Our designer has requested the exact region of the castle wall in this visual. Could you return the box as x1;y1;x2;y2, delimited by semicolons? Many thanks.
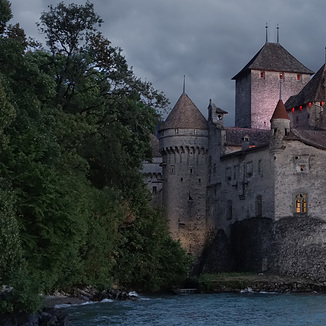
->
273;140;326;219
235;74;251;128
236;70;310;129
203;139;326;278
289;102;326;130
251;70;310;129
159;128;208;258
217;148;275;231
143;156;163;206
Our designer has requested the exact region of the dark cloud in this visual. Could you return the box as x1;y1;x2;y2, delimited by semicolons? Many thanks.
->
10;0;326;126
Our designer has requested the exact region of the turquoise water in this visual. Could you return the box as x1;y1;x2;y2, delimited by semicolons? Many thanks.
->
63;292;326;326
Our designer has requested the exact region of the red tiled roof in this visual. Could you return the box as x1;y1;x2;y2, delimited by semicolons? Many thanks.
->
271;100;290;120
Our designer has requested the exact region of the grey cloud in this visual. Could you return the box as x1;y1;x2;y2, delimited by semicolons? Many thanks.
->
9;0;326;126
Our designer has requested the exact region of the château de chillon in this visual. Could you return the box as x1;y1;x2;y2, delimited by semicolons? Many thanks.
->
143;29;326;280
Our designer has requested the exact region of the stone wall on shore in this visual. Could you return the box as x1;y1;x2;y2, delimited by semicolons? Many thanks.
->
201;215;326;282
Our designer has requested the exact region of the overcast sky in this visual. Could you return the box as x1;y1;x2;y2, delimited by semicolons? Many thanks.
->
9;0;326;125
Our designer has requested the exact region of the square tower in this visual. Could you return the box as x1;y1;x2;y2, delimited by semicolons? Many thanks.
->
233;42;313;129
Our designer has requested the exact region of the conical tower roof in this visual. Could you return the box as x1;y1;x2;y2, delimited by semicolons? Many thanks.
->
233;43;314;80
271;99;290;121
159;93;207;131
285;64;326;109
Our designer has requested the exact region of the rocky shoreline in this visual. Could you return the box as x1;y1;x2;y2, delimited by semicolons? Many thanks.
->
0;288;139;326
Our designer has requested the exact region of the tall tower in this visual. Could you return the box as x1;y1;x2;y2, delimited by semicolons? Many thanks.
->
158;91;208;259
233;41;313;129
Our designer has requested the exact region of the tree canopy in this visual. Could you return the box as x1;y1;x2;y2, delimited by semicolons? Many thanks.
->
0;0;189;313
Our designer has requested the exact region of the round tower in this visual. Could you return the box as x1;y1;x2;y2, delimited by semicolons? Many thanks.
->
158;92;208;259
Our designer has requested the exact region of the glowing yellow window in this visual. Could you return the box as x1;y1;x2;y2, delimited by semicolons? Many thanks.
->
295;194;307;213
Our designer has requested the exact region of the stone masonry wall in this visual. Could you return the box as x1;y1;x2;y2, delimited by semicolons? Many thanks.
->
203;215;326;282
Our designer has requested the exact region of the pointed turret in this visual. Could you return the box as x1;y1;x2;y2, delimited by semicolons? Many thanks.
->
159;93;207;131
270;100;290;144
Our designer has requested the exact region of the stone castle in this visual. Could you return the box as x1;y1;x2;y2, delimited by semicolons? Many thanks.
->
143;36;326;280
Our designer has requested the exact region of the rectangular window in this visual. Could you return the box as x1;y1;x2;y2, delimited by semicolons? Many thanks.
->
260;71;264;78
280;73;283;79
297;74;301;80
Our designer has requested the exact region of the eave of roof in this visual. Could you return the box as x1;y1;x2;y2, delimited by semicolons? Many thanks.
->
288;128;326;150
285;64;326;110
221;143;269;160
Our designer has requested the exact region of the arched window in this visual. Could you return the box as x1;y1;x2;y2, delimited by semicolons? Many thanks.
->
295;194;307;213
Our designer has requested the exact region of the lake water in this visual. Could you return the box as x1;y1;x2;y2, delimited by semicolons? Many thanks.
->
62;292;326;326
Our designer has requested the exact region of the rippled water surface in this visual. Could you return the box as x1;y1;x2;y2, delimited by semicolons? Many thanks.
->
64;292;326;326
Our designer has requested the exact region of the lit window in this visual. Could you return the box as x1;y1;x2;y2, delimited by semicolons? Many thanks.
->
295;194;307;213
260;71;264;78
280;73;283;79
297;74;301;80
309;102;312;108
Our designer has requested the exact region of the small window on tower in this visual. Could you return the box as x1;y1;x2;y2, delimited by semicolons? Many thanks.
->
279;73;283;80
297;74;301;80
260;71;264;78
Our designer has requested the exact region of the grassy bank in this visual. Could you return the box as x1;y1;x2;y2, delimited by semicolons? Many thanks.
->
197;273;326;293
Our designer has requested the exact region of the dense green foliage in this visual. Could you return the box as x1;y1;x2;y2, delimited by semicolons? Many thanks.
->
0;1;190;313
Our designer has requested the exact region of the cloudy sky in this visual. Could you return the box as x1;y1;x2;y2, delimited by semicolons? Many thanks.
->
9;0;326;125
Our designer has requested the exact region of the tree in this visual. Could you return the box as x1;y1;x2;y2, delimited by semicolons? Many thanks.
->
0;2;189;314
0;0;12;34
